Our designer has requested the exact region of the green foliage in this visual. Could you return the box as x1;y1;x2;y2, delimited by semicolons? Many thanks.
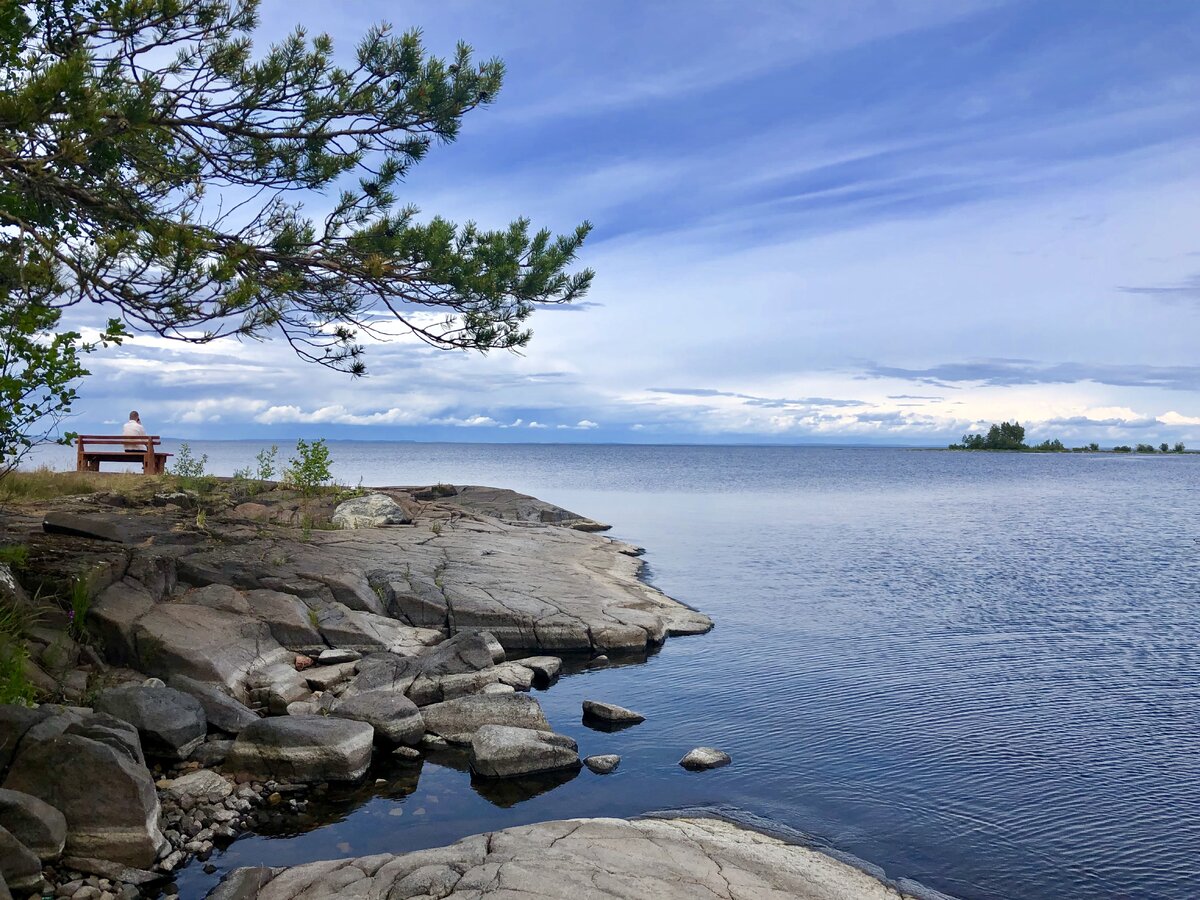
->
0;0;592;378
951;421;1028;451
171;442;208;481
68;578;91;642
285;439;333;497
0;299;125;477
1135;443;1156;453
1159;443;1170;453
332;478;367;503
1174;442;1186;453
0;544;28;569
1113;445;1132;453
0;565;39;705
1087;442;1101;452
0;637;35;706
256;445;279;482
1030;438;1067;453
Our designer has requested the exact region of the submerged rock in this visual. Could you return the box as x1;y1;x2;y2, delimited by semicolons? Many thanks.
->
679;747;732;771
469;725;580;778
224;717;374;783
583;754;621;775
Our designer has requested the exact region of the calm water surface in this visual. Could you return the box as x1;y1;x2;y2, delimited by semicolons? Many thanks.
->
46;443;1199;899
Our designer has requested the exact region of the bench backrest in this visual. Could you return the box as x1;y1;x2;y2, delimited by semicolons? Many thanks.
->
77;434;163;449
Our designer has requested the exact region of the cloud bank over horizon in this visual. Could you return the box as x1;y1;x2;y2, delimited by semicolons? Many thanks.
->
60;0;1200;447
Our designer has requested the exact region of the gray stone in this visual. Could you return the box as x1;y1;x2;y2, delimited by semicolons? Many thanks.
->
304;661;358;693
0;823;41;892
493;663;534;690
3;732;165;867
189;740;234;767
679;747;732;770
129;604;309;708
583;754;621;775
0;706;52;778
57;857;165;888
420;693;549;739
519;655;563;683
316;649;361;665
392;746;421;761
42;512;129;543
183;584;250;615
468;725;580;778
209;816;903;899
285;701;319;717
0;788;66;860
242;589;325;654
168;676;260;734
582;700;645;725
331;691;423;746
158;770;232;803
92;686;206;759
225;717;374;783
331;493;413;529
87;580;157;668
300;571;386;616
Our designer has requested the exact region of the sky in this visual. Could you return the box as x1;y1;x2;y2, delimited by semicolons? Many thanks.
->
66;0;1200;446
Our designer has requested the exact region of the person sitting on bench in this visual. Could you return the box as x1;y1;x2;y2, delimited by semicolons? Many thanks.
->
122;410;149;451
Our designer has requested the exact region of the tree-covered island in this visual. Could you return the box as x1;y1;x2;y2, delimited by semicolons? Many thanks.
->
949;422;1187;453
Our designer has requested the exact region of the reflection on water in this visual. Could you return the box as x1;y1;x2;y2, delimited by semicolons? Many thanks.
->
86;444;1198;900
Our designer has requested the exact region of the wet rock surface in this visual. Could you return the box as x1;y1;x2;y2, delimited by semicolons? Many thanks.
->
211;816;912;899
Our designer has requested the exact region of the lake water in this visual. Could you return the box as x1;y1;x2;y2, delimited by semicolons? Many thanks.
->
39;442;1200;899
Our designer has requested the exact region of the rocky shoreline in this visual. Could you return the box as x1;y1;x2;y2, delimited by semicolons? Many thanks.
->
0;479;901;898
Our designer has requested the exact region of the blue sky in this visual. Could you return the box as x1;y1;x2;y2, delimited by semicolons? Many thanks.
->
71;0;1200;445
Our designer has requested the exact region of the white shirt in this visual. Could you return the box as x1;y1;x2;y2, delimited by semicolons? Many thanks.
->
122;419;148;451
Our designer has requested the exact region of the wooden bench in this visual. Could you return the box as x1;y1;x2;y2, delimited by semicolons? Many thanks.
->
76;435;172;475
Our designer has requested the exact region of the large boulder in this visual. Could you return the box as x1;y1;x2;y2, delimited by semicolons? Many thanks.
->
420;693;550;740
0;707;52;778
242;589;324;654
224;717;374;783
168;675;260;734
3;732;165;866
0;824;41;893
131;604;309;710
93;685;206;759
469;725;580;778
331;691;423;746
331;493;412;529
0;788;66;860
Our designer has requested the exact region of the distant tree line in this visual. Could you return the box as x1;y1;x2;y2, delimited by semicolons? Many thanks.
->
949;422;1187;454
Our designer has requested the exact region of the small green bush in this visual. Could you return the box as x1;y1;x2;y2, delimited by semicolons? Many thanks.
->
285;439;333;497
255;445;279;482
